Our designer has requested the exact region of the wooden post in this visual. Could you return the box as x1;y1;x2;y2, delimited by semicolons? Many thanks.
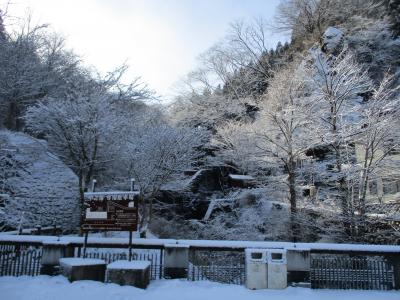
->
128;230;133;261
83;231;89;258
130;178;135;191
92;179;97;192
387;254;400;290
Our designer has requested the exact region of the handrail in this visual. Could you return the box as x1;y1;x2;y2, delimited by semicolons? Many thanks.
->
0;234;399;254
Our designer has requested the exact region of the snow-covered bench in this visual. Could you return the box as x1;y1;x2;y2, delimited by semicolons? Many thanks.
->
106;260;151;289
59;258;106;282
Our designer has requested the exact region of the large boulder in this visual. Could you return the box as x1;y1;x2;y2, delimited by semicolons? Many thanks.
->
0;130;79;231
321;26;344;54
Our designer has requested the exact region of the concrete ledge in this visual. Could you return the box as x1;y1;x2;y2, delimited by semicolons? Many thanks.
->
107;260;150;289
286;249;310;284
164;244;189;279
41;244;74;275
59;258;106;282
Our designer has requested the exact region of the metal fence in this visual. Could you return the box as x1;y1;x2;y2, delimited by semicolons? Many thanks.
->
1;239;399;291
0;244;42;276
188;249;245;285
0;243;163;279
310;254;395;290
82;248;164;280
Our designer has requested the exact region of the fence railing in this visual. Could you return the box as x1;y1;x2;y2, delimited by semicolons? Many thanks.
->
188;249;245;285
83;248;164;280
310;254;395;290
0;235;399;290
0;244;42;276
0;226;62;236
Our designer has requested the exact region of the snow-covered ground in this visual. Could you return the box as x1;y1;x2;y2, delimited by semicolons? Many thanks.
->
0;276;399;300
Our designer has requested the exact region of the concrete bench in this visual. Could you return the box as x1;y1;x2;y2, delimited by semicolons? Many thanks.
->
59;258;106;282
106;260;151;289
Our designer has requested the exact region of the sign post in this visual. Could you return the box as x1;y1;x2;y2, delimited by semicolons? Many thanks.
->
81;191;139;260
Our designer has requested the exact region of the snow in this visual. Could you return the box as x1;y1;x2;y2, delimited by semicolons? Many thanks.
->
0;276;399;300
322;27;343;52
0;130;79;230
228;174;254;180
59;258;106;266
1;234;400;253
84;191;139;200
165;243;190;248
107;260;150;270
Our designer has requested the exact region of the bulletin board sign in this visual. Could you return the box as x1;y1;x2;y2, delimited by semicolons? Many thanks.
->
81;192;139;231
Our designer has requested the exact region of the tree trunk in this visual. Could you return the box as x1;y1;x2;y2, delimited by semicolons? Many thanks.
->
138;193;147;238
78;171;85;236
288;159;298;242
5;102;18;130
84;137;98;190
358;163;370;238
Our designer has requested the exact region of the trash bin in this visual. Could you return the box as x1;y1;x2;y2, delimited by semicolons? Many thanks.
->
245;248;268;290
267;249;287;289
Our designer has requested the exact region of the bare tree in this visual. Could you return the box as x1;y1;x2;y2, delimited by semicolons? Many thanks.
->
215;62;318;240
185;17;272;99
307;50;371;170
354;74;400;220
255;63;318;240
213;121;261;174
124;123;207;237
273;0;331;37
306;50;371;231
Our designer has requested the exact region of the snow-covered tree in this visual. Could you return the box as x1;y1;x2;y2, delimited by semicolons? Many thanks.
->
254;63;318;240
170;92;251;129
214;62;318;240
354;74;400;222
306;49;371;233
213;121;261;175
24;89;114;207
274;0;331;38
123;122;207;237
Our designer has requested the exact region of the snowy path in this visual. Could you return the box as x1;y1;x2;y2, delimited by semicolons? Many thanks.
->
0;276;399;300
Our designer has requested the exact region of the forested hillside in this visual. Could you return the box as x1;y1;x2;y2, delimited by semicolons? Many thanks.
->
165;0;400;244
0;0;399;244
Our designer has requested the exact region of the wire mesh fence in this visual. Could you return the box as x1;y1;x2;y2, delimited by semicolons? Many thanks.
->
188;249;245;285
81;248;164;280
310;254;395;290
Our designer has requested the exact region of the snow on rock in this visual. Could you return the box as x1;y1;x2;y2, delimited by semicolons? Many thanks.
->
0;275;399;300
322;27;344;53
0;130;79;231
107;260;151;270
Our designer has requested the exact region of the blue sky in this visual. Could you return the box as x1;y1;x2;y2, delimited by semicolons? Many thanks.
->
6;0;287;98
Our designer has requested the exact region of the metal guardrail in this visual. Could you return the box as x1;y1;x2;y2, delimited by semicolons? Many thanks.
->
310;254;395;290
0;236;399;290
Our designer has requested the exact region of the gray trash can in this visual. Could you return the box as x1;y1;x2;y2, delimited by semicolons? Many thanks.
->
245;248;268;289
267;249;287;289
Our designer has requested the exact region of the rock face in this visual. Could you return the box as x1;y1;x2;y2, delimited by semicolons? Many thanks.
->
0;130;79;231
321;27;344;53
